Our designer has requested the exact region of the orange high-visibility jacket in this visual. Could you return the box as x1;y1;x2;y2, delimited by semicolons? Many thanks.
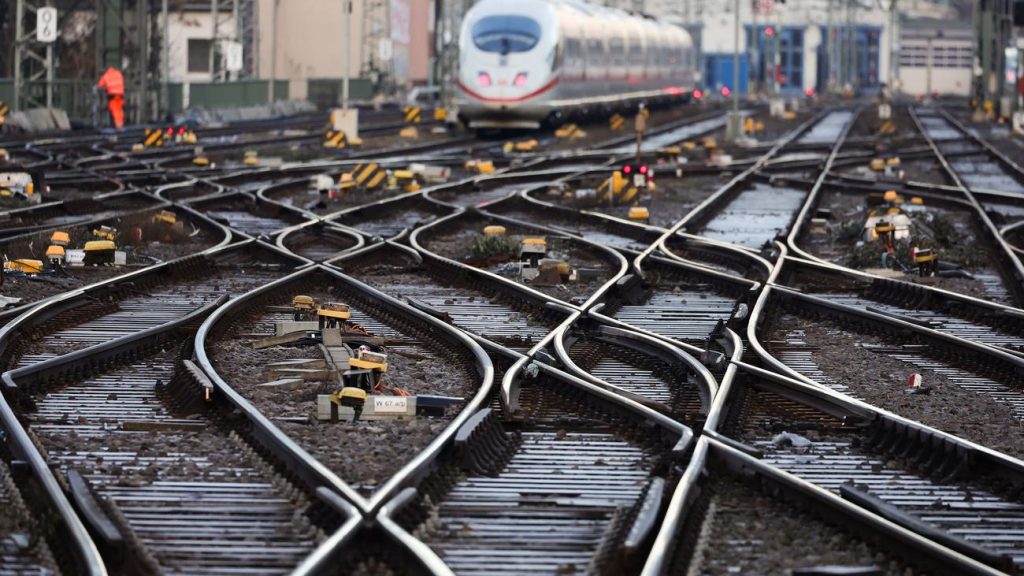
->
97;67;125;96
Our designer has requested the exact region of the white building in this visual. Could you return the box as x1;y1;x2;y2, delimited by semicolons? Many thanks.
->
898;17;973;97
599;0;962;96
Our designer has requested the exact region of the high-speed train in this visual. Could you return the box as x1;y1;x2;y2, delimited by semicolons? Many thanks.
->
457;0;698;129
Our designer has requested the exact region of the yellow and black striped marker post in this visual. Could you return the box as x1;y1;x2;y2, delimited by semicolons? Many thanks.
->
433;108;447;122
878;120;896;135
141;128;164;148
597;171;627;204
0;101;9;125
354;163;387;190
555;124;586;139
619;186;639;204
323;130;347;149
609;114;625;130
403;106;422;124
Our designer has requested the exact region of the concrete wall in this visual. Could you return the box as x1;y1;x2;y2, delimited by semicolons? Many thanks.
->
256;0;365;81
163;11;239;84
408;0;433;83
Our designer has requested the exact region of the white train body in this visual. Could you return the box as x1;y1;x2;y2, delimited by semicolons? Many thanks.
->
457;0;698;129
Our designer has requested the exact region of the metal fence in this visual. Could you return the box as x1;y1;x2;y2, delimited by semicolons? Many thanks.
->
1;78;368;125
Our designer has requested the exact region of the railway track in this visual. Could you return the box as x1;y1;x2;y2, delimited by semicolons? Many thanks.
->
9;97;1024;574
3;241;300;370
3;306;331;574
710;361;1024;573
334;242;565;350
755;283;1024;461
198;265;489;500
394;365;693;576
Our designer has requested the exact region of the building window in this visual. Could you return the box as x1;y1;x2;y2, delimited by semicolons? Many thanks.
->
188;39;212;73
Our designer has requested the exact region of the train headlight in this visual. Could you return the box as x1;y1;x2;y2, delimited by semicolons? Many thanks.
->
478;72;492;87
514;73;528;87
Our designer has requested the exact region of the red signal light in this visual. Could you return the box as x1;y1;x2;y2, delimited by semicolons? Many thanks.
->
693;89;703;99
721;86;731;96
639;165;648;175
805;88;815;96
765;26;774;37
179;127;186;135
623;165;632;174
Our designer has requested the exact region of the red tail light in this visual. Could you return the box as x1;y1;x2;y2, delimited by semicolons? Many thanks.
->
514;73;528;87
478;72;492;87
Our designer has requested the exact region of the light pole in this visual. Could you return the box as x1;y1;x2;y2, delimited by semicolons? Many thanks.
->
268;0;278;104
343;0;351;109
726;0;744;142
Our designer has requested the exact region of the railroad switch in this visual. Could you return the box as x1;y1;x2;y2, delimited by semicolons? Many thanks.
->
533;259;571;285
331;387;368;422
82;240;122;266
389;170;420;192
92;225;117;242
317;302;351;328
483;225;506;236
153;210;177;225
45;245;65;267
628;206;650;224
503;139;538;153
3;259;45;274
555;124;586;140
520;237;547;265
409;163;451;183
0;170;41;206
292;295;318;321
243;150;259;166
465;159;496;174
912;247;938;277
50;231;70;246
399;126;420;139
743;117;764;135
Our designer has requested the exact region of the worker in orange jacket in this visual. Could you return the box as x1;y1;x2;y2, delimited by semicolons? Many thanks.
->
97;67;125;129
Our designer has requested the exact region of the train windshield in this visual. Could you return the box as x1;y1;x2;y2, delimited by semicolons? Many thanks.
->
472;15;541;54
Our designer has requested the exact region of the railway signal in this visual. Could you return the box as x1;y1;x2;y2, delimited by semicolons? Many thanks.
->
622;164;653;190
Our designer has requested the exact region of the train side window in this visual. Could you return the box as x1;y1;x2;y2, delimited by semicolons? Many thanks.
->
610;37;625;68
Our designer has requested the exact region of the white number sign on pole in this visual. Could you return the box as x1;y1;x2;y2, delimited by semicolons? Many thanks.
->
37;7;58;43
224;41;243;72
